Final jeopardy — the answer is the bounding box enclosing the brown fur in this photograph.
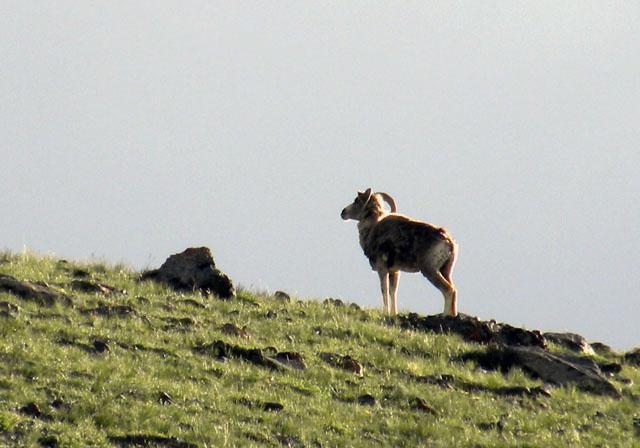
[341,188,458,316]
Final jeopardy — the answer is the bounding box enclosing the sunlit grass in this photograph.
[0,250,637,446]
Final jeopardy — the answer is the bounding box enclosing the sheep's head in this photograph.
[341,188,397,221]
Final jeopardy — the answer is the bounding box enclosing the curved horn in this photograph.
[377,192,397,213]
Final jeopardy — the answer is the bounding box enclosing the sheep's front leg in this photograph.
[389,271,400,316]
[378,271,390,314]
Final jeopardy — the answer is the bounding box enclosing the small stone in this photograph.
[412,397,437,415]
[71,268,91,278]
[158,391,173,405]
[273,352,306,370]
[38,435,59,448]
[0,301,21,314]
[180,298,205,308]
[136,296,151,305]
[590,342,614,356]
[274,291,291,302]
[92,339,110,353]
[221,323,250,339]
[263,402,284,412]
[340,355,364,377]
[50,398,67,410]
[624,348,640,366]
[20,402,42,417]
[357,394,376,406]
[319,352,364,377]
[69,279,123,295]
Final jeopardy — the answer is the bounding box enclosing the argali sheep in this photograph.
[341,188,458,316]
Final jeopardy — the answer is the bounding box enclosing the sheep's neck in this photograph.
[357,213,385,251]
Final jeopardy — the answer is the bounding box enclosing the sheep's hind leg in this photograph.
[422,269,457,317]
[378,271,390,314]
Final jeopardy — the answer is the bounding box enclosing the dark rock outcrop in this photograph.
[544,332,594,354]
[397,313,545,348]
[0,274,71,307]
[141,247,234,299]
[193,340,304,371]
[462,345,620,398]
[624,348,640,366]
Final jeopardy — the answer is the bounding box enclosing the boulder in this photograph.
[397,313,545,348]
[463,345,620,398]
[544,332,594,354]
[141,247,234,299]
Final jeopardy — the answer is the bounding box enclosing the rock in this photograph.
[357,394,376,406]
[180,298,206,309]
[276,435,305,448]
[81,303,137,317]
[397,313,545,348]
[324,298,345,307]
[108,435,197,448]
[263,402,284,412]
[38,435,59,448]
[0,301,21,318]
[158,391,173,405]
[624,348,640,366]
[193,340,287,371]
[235,397,284,412]
[163,316,199,331]
[463,345,620,398]
[136,296,151,305]
[0,274,71,307]
[319,352,364,377]
[141,247,234,299]
[92,339,111,353]
[544,332,594,354]
[19,402,42,417]
[221,323,250,339]
[598,361,622,375]
[69,279,124,296]
[590,342,614,356]
[71,268,91,278]
[272,352,306,370]
[406,372,552,398]
[274,291,291,302]
[412,397,438,415]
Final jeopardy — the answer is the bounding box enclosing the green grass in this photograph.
[0,251,638,447]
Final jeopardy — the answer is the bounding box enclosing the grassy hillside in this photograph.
[0,251,638,447]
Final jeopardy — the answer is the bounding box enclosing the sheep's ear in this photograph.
[359,188,372,201]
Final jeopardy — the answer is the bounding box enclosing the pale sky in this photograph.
[2,2,639,349]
